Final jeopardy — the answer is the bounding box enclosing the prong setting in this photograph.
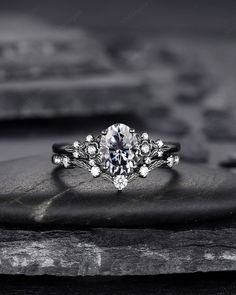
[73,141,80,148]
[86,134,94,142]
[139,165,149,177]
[156,139,163,148]
[62,156,70,168]
[113,175,128,191]
[141,132,149,140]
[52,154,62,165]
[90,166,101,177]
[101,129,107,135]
[129,128,135,133]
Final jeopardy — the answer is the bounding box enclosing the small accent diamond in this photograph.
[86,134,94,142]
[139,165,149,177]
[113,175,128,191]
[100,123,139,176]
[73,150,79,158]
[156,139,164,148]
[62,156,70,168]
[73,141,80,148]
[87,145,97,155]
[145,157,152,164]
[141,132,149,140]
[52,155,61,165]
[141,143,150,154]
[89,159,96,166]
[167,156,174,167]
[91,166,101,177]
[157,150,163,157]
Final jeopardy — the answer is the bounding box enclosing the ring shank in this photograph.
[164,142,181,153]
[52,143,71,155]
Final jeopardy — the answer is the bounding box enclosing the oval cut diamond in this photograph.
[100,123,139,176]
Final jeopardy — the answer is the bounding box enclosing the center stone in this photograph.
[100,123,139,176]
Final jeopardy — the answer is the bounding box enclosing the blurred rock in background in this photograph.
[0,3,235,167]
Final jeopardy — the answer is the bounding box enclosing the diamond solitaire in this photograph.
[100,123,139,176]
[52,123,181,190]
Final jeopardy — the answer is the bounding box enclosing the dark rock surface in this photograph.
[2,272,236,295]
[0,154,236,227]
[0,226,236,276]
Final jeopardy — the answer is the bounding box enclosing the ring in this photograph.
[52,123,180,191]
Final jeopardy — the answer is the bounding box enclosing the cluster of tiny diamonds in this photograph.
[72,135,101,177]
[138,133,165,179]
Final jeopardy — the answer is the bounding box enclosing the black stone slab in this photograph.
[2,273,236,295]
[0,154,235,227]
[0,226,236,276]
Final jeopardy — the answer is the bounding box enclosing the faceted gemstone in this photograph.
[91,166,101,177]
[73,141,80,148]
[113,175,128,190]
[73,150,79,158]
[145,157,152,164]
[141,143,150,154]
[167,156,174,167]
[100,123,139,176]
[86,134,94,142]
[141,132,149,140]
[52,154,62,165]
[167,155,179,167]
[139,165,149,177]
[156,139,163,148]
[89,159,96,166]
[62,156,70,168]
[157,150,163,157]
[87,145,97,155]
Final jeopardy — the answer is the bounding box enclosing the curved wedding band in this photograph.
[52,123,180,191]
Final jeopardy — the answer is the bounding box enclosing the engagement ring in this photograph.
[52,123,180,190]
